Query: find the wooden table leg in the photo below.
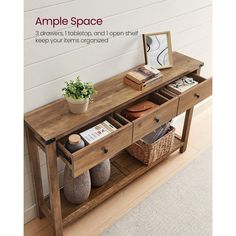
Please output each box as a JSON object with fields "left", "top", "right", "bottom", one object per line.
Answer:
{"left": 180, "top": 66, "right": 201, "bottom": 153}
{"left": 25, "top": 126, "right": 44, "bottom": 218}
{"left": 180, "top": 107, "right": 194, "bottom": 153}
{"left": 45, "top": 141, "right": 63, "bottom": 236}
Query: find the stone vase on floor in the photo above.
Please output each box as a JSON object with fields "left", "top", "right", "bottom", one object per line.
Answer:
{"left": 63, "top": 166, "right": 91, "bottom": 204}
{"left": 63, "top": 133, "right": 91, "bottom": 204}
{"left": 90, "top": 159, "right": 111, "bottom": 187}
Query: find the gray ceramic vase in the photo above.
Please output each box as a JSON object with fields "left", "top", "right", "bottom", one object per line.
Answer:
{"left": 63, "top": 166, "right": 91, "bottom": 204}
{"left": 65, "top": 134, "right": 85, "bottom": 152}
{"left": 90, "top": 159, "right": 111, "bottom": 187}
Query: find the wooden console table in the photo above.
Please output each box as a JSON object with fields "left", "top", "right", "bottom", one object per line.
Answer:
{"left": 24, "top": 52, "right": 212, "bottom": 235}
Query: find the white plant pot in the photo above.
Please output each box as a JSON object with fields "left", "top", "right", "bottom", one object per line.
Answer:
{"left": 66, "top": 97, "right": 89, "bottom": 114}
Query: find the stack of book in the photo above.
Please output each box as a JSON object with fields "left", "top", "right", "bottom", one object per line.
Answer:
{"left": 124, "top": 65, "right": 162, "bottom": 91}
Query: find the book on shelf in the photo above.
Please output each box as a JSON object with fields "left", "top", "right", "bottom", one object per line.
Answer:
{"left": 166, "top": 76, "right": 199, "bottom": 94}
{"left": 80, "top": 120, "right": 117, "bottom": 144}
{"left": 126, "top": 65, "right": 161, "bottom": 84}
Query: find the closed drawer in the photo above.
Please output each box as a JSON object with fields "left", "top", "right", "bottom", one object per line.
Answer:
{"left": 57, "top": 114, "right": 132, "bottom": 178}
{"left": 129, "top": 92, "right": 178, "bottom": 142}
{"left": 177, "top": 74, "right": 212, "bottom": 114}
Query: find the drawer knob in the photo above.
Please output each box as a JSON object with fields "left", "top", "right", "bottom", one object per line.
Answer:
{"left": 103, "top": 147, "right": 109, "bottom": 154}
{"left": 155, "top": 118, "right": 160, "bottom": 123}
{"left": 194, "top": 93, "right": 200, "bottom": 99}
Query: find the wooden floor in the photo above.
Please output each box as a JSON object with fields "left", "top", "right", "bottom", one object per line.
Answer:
{"left": 24, "top": 107, "right": 212, "bottom": 236}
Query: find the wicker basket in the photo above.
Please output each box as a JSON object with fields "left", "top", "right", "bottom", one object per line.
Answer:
{"left": 126, "top": 126, "right": 175, "bottom": 165}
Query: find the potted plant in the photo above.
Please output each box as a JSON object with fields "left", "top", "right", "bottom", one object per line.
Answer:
{"left": 62, "top": 76, "right": 96, "bottom": 114}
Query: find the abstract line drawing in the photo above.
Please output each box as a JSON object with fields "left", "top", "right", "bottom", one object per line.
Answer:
{"left": 143, "top": 31, "right": 173, "bottom": 69}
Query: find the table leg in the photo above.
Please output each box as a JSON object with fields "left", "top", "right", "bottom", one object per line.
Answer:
{"left": 180, "top": 107, "right": 194, "bottom": 153}
{"left": 180, "top": 66, "right": 201, "bottom": 153}
{"left": 45, "top": 142, "right": 63, "bottom": 236}
{"left": 25, "top": 127, "right": 44, "bottom": 218}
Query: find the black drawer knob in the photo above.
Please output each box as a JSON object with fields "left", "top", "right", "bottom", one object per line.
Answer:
{"left": 155, "top": 118, "right": 160, "bottom": 123}
{"left": 103, "top": 147, "right": 109, "bottom": 154}
{"left": 194, "top": 93, "right": 200, "bottom": 99}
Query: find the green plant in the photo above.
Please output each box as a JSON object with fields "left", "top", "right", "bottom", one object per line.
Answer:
{"left": 62, "top": 76, "right": 96, "bottom": 100}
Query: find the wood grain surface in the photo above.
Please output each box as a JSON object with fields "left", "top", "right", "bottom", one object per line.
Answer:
{"left": 24, "top": 52, "right": 203, "bottom": 142}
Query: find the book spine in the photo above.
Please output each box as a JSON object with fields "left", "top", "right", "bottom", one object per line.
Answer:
{"left": 143, "top": 74, "right": 160, "bottom": 83}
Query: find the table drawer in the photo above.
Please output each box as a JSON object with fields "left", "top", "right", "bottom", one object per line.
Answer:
{"left": 130, "top": 92, "right": 178, "bottom": 142}
{"left": 177, "top": 74, "right": 212, "bottom": 114}
{"left": 57, "top": 114, "right": 132, "bottom": 178}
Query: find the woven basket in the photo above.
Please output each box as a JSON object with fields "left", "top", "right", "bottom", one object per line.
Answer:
{"left": 126, "top": 126, "right": 175, "bottom": 165}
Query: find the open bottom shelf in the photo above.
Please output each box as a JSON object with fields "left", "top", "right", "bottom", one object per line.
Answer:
{"left": 45, "top": 135, "right": 183, "bottom": 226}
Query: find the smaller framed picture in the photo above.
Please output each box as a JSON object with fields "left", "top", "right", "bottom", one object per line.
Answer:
{"left": 143, "top": 31, "right": 173, "bottom": 69}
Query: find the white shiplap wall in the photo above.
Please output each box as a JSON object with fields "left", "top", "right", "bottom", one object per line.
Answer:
{"left": 24, "top": 0, "right": 212, "bottom": 223}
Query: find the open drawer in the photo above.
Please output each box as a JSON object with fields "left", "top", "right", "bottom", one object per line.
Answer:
{"left": 57, "top": 114, "right": 132, "bottom": 178}
{"left": 119, "top": 92, "right": 178, "bottom": 142}
{"left": 177, "top": 74, "right": 212, "bottom": 114}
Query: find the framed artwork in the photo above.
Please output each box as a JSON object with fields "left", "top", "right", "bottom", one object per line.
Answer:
{"left": 143, "top": 31, "right": 173, "bottom": 69}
